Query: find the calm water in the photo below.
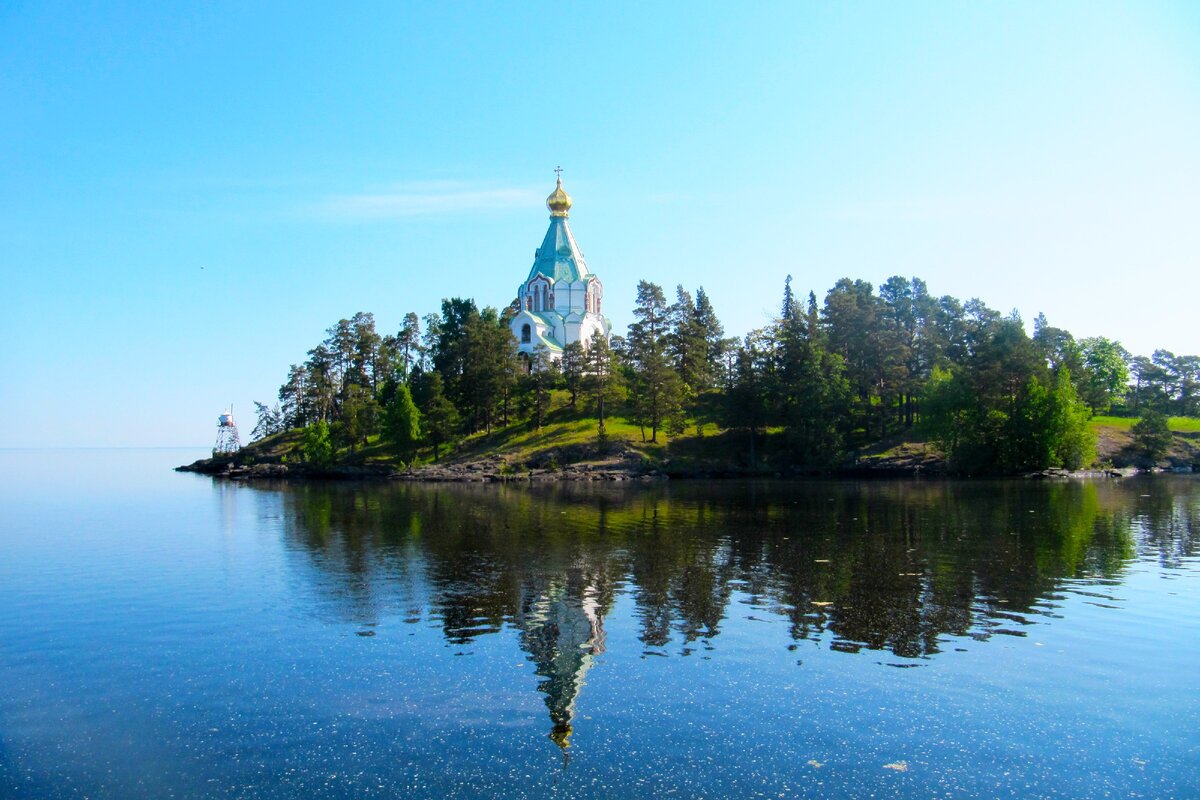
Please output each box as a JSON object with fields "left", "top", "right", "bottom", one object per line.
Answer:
{"left": 1, "top": 450, "right": 1197, "bottom": 799}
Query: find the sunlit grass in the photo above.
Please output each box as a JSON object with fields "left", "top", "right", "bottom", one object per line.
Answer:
{"left": 1089, "top": 415, "right": 1200, "bottom": 432}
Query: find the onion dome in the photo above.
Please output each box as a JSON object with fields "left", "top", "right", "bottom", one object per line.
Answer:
{"left": 546, "top": 176, "right": 572, "bottom": 217}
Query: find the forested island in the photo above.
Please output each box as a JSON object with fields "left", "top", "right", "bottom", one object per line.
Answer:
{"left": 182, "top": 275, "right": 1199, "bottom": 481}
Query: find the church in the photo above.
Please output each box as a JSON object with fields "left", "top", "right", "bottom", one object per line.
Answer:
{"left": 508, "top": 172, "right": 611, "bottom": 360}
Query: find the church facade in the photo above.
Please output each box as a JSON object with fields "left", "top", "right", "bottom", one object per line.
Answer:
{"left": 509, "top": 175, "right": 611, "bottom": 360}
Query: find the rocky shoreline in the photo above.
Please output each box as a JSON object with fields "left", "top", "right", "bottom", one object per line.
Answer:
{"left": 174, "top": 448, "right": 672, "bottom": 483}
{"left": 175, "top": 455, "right": 1187, "bottom": 484}
{"left": 176, "top": 459, "right": 667, "bottom": 483}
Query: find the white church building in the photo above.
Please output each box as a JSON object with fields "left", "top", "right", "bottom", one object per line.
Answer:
{"left": 509, "top": 174, "right": 611, "bottom": 361}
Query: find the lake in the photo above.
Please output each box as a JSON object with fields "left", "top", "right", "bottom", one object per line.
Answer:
{"left": 1, "top": 449, "right": 1196, "bottom": 798}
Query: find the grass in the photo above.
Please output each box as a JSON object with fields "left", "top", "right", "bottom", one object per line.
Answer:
{"left": 454, "top": 412, "right": 648, "bottom": 464}
{"left": 250, "top": 398, "right": 1200, "bottom": 474}
{"left": 1090, "top": 415, "right": 1200, "bottom": 433}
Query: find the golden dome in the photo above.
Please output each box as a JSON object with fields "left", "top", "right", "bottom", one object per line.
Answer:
{"left": 546, "top": 176, "right": 572, "bottom": 217}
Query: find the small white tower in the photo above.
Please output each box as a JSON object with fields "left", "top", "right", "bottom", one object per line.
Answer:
{"left": 213, "top": 407, "right": 241, "bottom": 456}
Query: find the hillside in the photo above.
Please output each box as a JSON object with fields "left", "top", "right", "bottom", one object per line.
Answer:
{"left": 179, "top": 403, "right": 1200, "bottom": 481}
{"left": 1090, "top": 416, "right": 1200, "bottom": 470}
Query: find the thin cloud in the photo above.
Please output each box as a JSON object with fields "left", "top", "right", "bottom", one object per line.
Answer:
{"left": 314, "top": 181, "right": 542, "bottom": 220}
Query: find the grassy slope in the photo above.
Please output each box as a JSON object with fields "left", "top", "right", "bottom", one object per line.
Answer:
{"left": 1090, "top": 415, "right": 1200, "bottom": 433}
{"left": 1089, "top": 415, "right": 1200, "bottom": 466}
{"left": 241, "top": 403, "right": 1200, "bottom": 474}
{"left": 242, "top": 390, "right": 753, "bottom": 474}
{"left": 445, "top": 393, "right": 746, "bottom": 472}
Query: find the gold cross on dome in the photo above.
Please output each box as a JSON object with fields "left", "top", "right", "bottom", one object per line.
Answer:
{"left": 554, "top": 166, "right": 563, "bottom": 179}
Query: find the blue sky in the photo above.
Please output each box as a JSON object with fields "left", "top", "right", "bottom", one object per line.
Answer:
{"left": 2, "top": 1, "right": 1198, "bottom": 447}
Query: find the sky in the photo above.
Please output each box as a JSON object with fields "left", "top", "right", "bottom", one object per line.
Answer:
{"left": 2, "top": 1, "right": 1198, "bottom": 447}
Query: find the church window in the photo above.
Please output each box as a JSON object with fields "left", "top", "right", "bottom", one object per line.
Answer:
{"left": 521, "top": 324, "right": 531, "bottom": 344}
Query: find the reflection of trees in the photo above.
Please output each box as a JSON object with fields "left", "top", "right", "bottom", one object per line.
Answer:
{"left": 248, "top": 476, "right": 1185, "bottom": 741}
{"left": 1127, "top": 477, "right": 1199, "bottom": 569}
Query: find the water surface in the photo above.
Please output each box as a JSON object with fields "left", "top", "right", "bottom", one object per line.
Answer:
{"left": 1, "top": 450, "right": 1197, "bottom": 798}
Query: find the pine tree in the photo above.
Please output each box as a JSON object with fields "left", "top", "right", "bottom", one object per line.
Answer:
{"left": 584, "top": 336, "right": 623, "bottom": 436}
{"left": 560, "top": 342, "right": 585, "bottom": 409}
{"left": 411, "top": 370, "right": 458, "bottom": 463}
{"left": 278, "top": 364, "right": 309, "bottom": 428}
{"left": 251, "top": 401, "right": 284, "bottom": 440}
{"left": 337, "top": 382, "right": 378, "bottom": 453}
{"left": 526, "top": 345, "right": 561, "bottom": 429}
{"left": 726, "top": 332, "right": 772, "bottom": 465}
{"left": 395, "top": 312, "right": 422, "bottom": 381}
{"left": 626, "top": 281, "right": 685, "bottom": 443}
{"left": 693, "top": 286, "right": 727, "bottom": 390}
{"left": 772, "top": 279, "right": 849, "bottom": 467}
{"left": 460, "top": 307, "right": 519, "bottom": 433}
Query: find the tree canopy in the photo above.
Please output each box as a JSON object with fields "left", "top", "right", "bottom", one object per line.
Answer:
{"left": 252, "top": 269, "right": 1189, "bottom": 475}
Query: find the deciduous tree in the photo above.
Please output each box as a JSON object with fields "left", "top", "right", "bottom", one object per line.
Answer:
{"left": 383, "top": 383, "right": 422, "bottom": 466}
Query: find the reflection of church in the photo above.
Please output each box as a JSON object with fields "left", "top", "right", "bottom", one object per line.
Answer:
{"left": 514, "top": 571, "right": 608, "bottom": 748}
{"left": 508, "top": 172, "right": 612, "bottom": 360}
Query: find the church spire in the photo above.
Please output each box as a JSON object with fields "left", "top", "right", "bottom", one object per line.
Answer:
{"left": 546, "top": 166, "right": 572, "bottom": 218}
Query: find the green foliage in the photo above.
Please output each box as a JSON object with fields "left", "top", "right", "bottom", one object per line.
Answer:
{"left": 460, "top": 306, "right": 520, "bottom": 433}
{"left": 251, "top": 401, "right": 284, "bottom": 441}
{"left": 583, "top": 336, "right": 623, "bottom": 434}
{"left": 393, "top": 312, "right": 423, "bottom": 381}
{"left": 411, "top": 369, "right": 458, "bottom": 463}
{"left": 337, "top": 382, "right": 378, "bottom": 452}
{"left": 1049, "top": 371, "right": 1096, "bottom": 470}
{"left": 560, "top": 343, "right": 585, "bottom": 408}
{"left": 524, "top": 345, "right": 561, "bottom": 429}
{"left": 301, "top": 420, "right": 334, "bottom": 466}
{"left": 922, "top": 325, "right": 1097, "bottom": 474}
{"left": 1079, "top": 336, "right": 1130, "bottom": 414}
{"left": 921, "top": 366, "right": 973, "bottom": 459}
{"left": 265, "top": 269, "right": 1185, "bottom": 475}
{"left": 775, "top": 284, "right": 850, "bottom": 467}
{"left": 625, "top": 281, "right": 686, "bottom": 442}
{"left": 667, "top": 285, "right": 707, "bottom": 393}
{"left": 383, "top": 384, "right": 422, "bottom": 465}
{"left": 1131, "top": 409, "right": 1173, "bottom": 463}
{"left": 725, "top": 331, "right": 772, "bottom": 464}
{"left": 1130, "top": 351, "right": 1200, "bottom": 416}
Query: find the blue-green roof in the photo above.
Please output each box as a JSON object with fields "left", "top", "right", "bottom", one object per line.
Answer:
{"left": 534, "top": 331, "right": 564, "bottom": 352}
{"left": 527, "top": 216, "right": 590, "bottom": 284}
{"left": 517, "top": 311, "right": 565, "bottom": 352}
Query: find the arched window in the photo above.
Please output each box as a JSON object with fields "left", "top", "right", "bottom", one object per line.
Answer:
{"left": 521, "top": 323, "right": 531, "bottom": 344}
